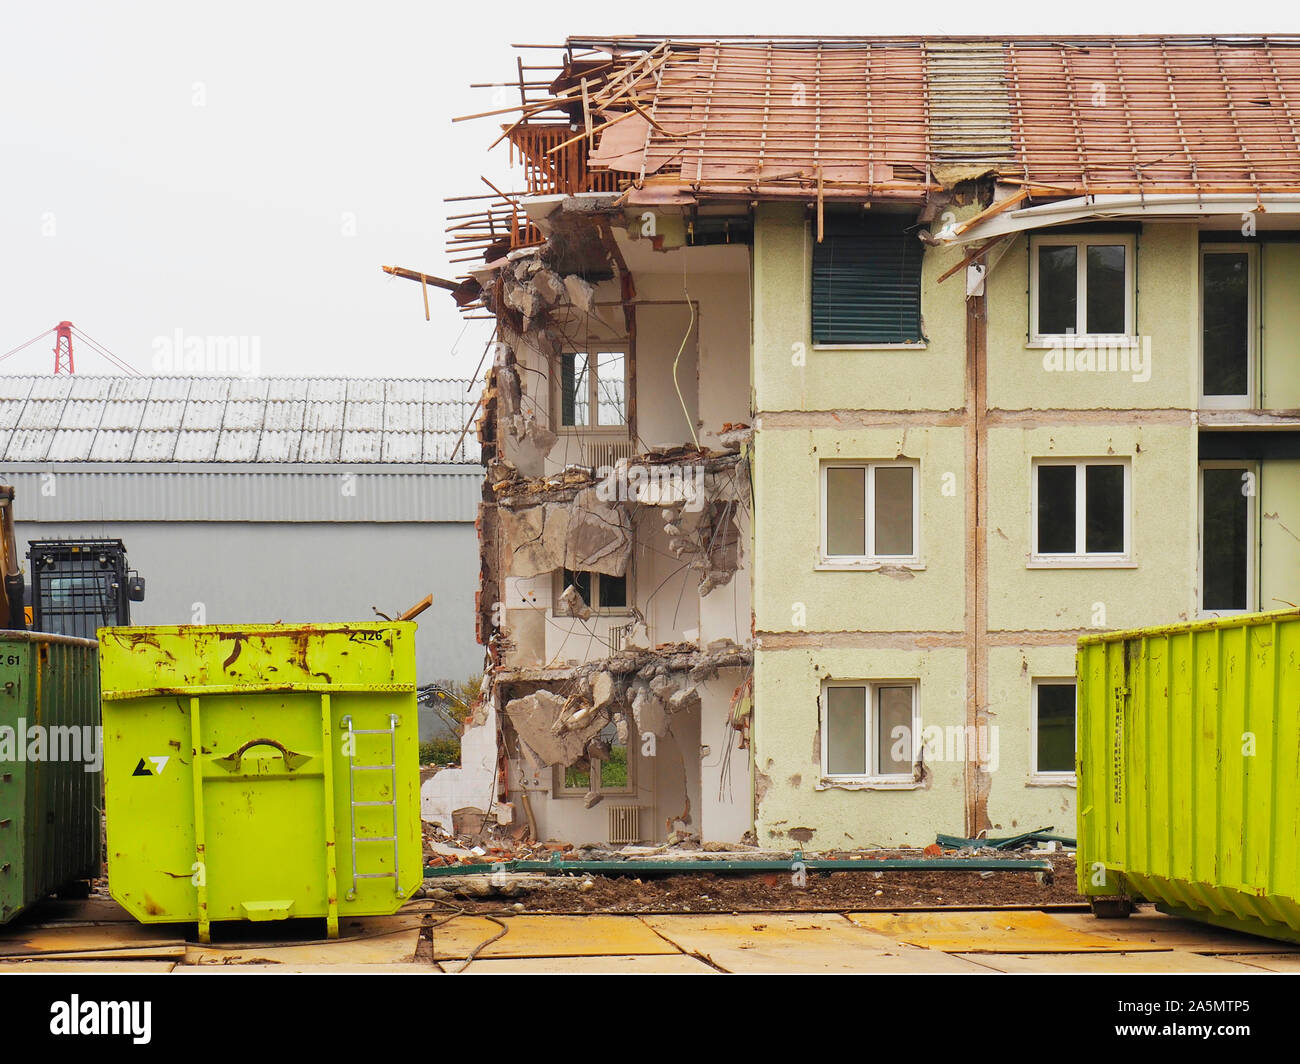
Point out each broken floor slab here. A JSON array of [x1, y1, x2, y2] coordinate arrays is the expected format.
[[499, 491, 632, 579], [563, 487, 632, 576], [505, 689, 610, 767], [500, 504, 569, 578]]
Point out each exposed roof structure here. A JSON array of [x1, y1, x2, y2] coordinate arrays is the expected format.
[[448, 34, 1300, 265], [0, 376, 481, 465]]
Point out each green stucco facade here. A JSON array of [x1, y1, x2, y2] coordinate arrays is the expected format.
[[749, 202, 1300, 847]]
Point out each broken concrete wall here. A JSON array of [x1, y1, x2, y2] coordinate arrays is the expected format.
[[472, 227, 756, 846], [421, 694, 501, 834], [505, 687, 610, 770], [502, 682, 706, 846]]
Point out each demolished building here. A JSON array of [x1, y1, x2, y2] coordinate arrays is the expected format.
[[423, 35, 1300, 848]]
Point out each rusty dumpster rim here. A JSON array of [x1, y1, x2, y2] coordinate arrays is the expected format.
[[0, 631, 99, 648], [1076, 606, 1300, 647]]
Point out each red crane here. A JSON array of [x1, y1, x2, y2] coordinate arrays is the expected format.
[[0, 323, 140, 375], [53, 321, 74, 374]]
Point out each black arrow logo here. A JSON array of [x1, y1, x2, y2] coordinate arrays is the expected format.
[[132, 758, 151, 777]]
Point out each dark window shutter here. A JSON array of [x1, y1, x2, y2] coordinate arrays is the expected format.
[[812, 215, 926, 345]]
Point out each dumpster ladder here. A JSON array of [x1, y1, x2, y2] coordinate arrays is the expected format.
[[339, 714, 405, 906]]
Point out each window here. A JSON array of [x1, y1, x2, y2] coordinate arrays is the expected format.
[[554, 720, 634, 796], [822, 681, 918, 782], [1201, 245, 1256, 408], [1200, 462, 1256, 614], [822, 461, 918, 564], [1032, 459, 1130, 563], [1030, 235, 1134, 340], [555, 568, 628, 615], [557, 347, 627, 429], [812, 213, 925, 345], [1032, 680, 1077, 781]]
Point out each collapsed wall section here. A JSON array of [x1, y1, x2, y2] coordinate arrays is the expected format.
[[427, 206, 755, 845]]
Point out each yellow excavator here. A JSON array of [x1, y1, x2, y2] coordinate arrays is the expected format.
[[0, 486, 27, 630]]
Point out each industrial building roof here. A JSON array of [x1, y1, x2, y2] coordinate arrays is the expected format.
[[0, 376, 482, 465]]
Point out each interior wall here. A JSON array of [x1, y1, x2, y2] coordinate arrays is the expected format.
[[634, 302, 699, 448]]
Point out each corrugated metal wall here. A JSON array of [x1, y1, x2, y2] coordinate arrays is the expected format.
[[16, 519, 484, 684], [0, 465, 480, 523]]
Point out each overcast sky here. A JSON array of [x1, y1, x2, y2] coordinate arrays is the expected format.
[[0, 2, 1286, 382]]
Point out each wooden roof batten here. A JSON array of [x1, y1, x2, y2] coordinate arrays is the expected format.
[[444, 34, 1300, 268]]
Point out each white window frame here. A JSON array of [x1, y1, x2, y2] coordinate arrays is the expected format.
[[1197, 460, 1258, 617], [553, 566, 633, 617], [819, 459, 922, 569], [819, 679, 921, 788], [1198, 244, 1258, 410], [1029, 234, 1136, 343], [553, 344, 629, 434], [1030, 678, 1078, 785], [1029, 457, 1133, 568], [553, 726, 636, 797]]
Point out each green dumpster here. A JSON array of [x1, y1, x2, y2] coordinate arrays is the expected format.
[[0, 632, 101, 925], [1077, 608, 1300, 942], [99, 622, 422, 941]]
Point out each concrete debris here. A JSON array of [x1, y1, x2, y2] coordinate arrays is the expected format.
[[563, 487, 633, 576], [716, 422, 752, 451], [501, 504, 569, 578], [506, 416, 558, 478], [453, 807, 492, 837], [531, 267, 567, 306], [631, 685, 669, 737], [493, 449, 741, 505], [648, 672, 675, 699], [493, 255, 603, 332], [506, 689, 609, 767], [590, 670, 620, 712], [563, 274, 597, 315], [655, 497, 742, 596], [668, 685, 701, 713], [503, 280, 543, 328], [435, 873, 592, 898], [500, 490, 633, 579], [559, 583, 594, 620], [497, 640, 751, 685], [554, 694, 600, 734]]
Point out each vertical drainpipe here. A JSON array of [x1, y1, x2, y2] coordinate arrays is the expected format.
[[965, 270, 991, 837]]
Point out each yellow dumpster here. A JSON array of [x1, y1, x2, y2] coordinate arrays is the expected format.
[[99, 622, 423, 941], [1077, 608, 1300, 942]]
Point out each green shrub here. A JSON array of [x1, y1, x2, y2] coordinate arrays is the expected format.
[[419, 739, 461, 766]]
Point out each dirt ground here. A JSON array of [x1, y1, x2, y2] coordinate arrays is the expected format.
[[427, 853, 1084, 914]]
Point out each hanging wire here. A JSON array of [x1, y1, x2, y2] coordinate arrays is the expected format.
[[69, 327, 143, 376], [0, 327, 56, 364]]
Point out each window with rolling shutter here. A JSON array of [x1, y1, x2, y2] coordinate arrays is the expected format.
[[811, 214, 926, 345]]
